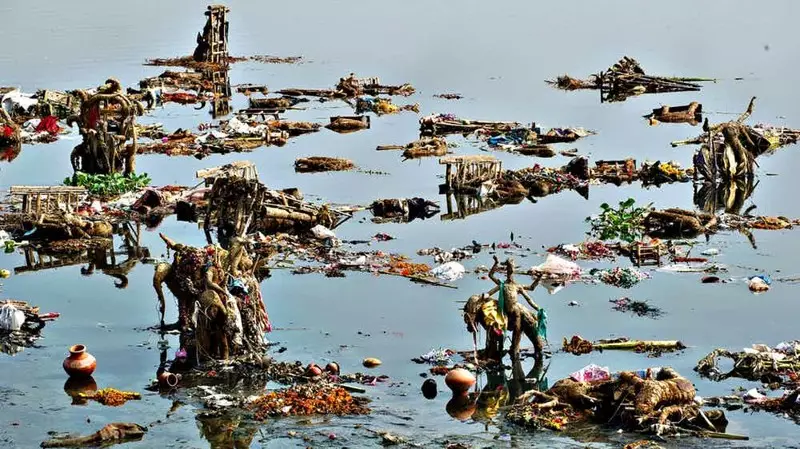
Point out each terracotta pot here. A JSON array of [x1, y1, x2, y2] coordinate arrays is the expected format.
[[325, 362, 340, 376], [63, 376, 97, 406], [62, 344, 97, 378], [158, 371, 181, 388], [305, 363, 323, 377], [444, 368, 476, 395]]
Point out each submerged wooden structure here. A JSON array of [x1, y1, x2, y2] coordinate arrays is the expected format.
[[193, 5, 230, 64], [9, 186, 86, 217], [199, 161, 351, 239], [441, 193, 502, 221], [440, 155, 502, 192]]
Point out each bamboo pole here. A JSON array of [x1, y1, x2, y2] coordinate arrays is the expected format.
[[593, 340, 684, 351]]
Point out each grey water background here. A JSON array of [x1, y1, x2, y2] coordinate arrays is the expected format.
[[1, 0, 800, 447]]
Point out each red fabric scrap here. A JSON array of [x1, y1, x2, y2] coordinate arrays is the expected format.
[[35, 116, 61, 135]]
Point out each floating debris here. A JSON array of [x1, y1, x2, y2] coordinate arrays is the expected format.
[[563, 336, 683, 356], [249, 55, 304, 64], [79, 388, 141, 407], [548, 56, 712, 103], [249, 383, 370, 419], [294, 157, 355, 173], [609, 297, 664, 318], [41, 422, 147, 448], [647, 102, 702, 126]]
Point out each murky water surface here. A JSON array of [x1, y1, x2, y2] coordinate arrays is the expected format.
[[2, 0, 800, 447]]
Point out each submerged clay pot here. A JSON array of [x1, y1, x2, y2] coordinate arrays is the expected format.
[[325, 362, 340, 376], [158, 371, 181, 389], [62, 344, 97, 378], [63, 376, 97, 406], [444, 368, 476, 395], [446, 393, 477, 420]]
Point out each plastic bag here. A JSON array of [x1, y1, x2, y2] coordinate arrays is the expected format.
[[531, 254, 581, 278], [0, 304, 25, 331], [311, 225, 336, 240], [430, 262, 465, 282], [570, 364, 610, 383], [748, 277, 770, 293]]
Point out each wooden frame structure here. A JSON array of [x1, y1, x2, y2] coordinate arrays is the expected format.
[[439, 155, 502, 192], [9, 186, 87, 216], [194, 5, 230, 64]]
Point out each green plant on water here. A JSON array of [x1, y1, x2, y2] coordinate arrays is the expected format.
[[586, 198, 651, 242], [64, 172, 152, 196]]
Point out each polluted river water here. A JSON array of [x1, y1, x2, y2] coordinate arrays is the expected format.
[[2, 0, 800, 447]]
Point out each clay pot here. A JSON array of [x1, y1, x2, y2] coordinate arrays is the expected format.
[[446, 394, 476, 420], [158, 371, 181, 389], [444, 368, 476, 395], [63, 376, 97, 406], [305, 363, 323, 377], [362, 357, 382, 368], [421, 378, 438, 400], [62, 344, 96, 378], [325, 362, 340, 376]]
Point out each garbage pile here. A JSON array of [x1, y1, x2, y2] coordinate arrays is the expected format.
[[696, 342, 800, 423], [377, 137, 449, 160], [672, 98, 800, 180], [201, 168, 350, 236], [548, 56, 711, 103], [562, 336, 683, 356], [277, 73, 414, 99], [294, 156, 354, 173], [480, 125, 595, 154], [249, 383, 370, 419], [370, 197, 440, 223], [646, 102, 703, 126], [506, 367, 731, 438], [0, 299, 59, 355], [355, 96, 419, 115]]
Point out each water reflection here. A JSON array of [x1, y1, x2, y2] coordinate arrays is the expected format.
[[197, 415, 258, 449], [14, 223, 149, 289], [0, 142, 21, 163], [204, 66, 231, 119], [63, 376, 97, 406], [447, 357, 547, 427], [694, 177, 758, 215]]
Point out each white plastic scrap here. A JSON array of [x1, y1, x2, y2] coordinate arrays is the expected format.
[[225, 116, 267, 136], [311, 225, 336, 240], [0, 304, 25, 331], [1, 90, 38, 114], [531, 254, 581, 278], [430, 261, 465, 282]]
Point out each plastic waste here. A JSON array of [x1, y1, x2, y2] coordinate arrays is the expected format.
[[431, 262, 465, 281], [226, 116, 267, 136], [1, 89, 38, 114], [0, 269, 10, 278], [311, 225, 336, 240], [743, 388, 766, 404], [532, 254, 582, 278], [701, 248, 720, 256], [748, 276, 770, 293], [0, 303, 26, 331], [775, 341, 800, 353], [570, 364, 610, 383]]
